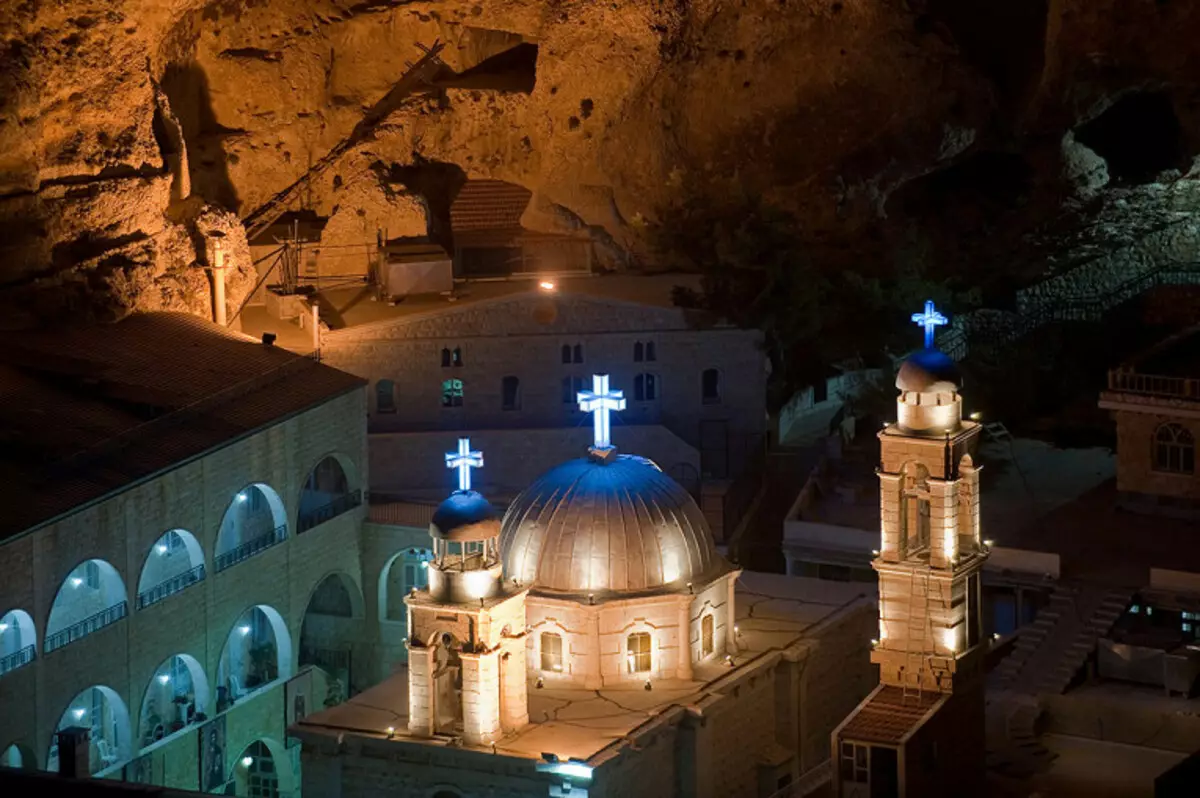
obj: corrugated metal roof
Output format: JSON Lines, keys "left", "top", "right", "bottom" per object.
{"left": 0, "top": 312, "right": 365, "bottom": 541}
{"left": 838, "top": 685, "right": 944, "bottom": 745}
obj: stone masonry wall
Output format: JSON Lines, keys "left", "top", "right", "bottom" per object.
{"left": 1113, "top": 409, "right": 1200, "bottom": 502}
{"left": 0, "top": 386, "right": 369, "bottom": 788}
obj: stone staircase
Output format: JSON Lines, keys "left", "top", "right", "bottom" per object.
{"left": 985, "top": 582, "right": 1132, "bottom": 777}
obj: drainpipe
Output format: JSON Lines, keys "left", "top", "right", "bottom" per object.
{"left": 310, "top": 301, "right": 321, "bottom": 353}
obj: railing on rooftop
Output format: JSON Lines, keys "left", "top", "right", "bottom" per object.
{"left": 0, "top": 644, "right": 35, "bottom": 676}
{"left": 297, "top": 490, "right": 363, "bottom": 533}
{"left": 44, "top": 601, "right": 128, "bottom": 653}
{"left": 1108, "top": 370, "right": 1200, "bottom": 400}
{"left": 136, "top": 564, "right": 207, "bottom": 610}
{"left": 214, "top": 525, "right": 288, "bottom": 573}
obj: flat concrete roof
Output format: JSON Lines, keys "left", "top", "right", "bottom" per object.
{"left": 294, "top": 572, "right": 870, "bottom": 763}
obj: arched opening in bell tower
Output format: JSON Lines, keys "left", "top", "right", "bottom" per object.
{"left": 900, "top": 462, "right": 931, "bottom": 557}
{"left": 432, "top": 632, "right": 464, "bottom": 735}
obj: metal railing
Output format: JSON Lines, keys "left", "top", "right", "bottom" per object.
{"left": 136, "top": 564, "right": 207, "bottom": 609}
{"left": 297, "top": 490, "right": 363, "bottom": 533}
{"left": 0, "top": 644, "right": 35, "bottom": 676}
{"left": 214, "top": 525, "right": 288, "bottom": 573}
{"left": 44, "top": 601, "right": 128, "bottom": 653}
{"left": 1108, "top": 370, "right": 1200, "bottom": 401}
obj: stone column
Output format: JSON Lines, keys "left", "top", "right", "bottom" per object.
{"left": 878, "top": 472, "right": 903, "bottom": 562}
{"left": 675, "top": 597, "right": 693, "bottom": 680}
{"left": 460, "top": 651, "right": 501, "bottom": 746}
{"left": 406, "top": 643, "right": 435, "bottom": 737}
{"left": 501, "top": 641, "right": 529, "bottom": 731}
{"left": 929, "top": 480, "right": 959, "bottom": 569}
{"left": 726, "top": 575, "right": 738, "bottom": 652}
{"left": 584, "top": 607, "right": 603, "bottom": 689}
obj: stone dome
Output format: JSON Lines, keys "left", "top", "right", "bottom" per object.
{"left": 500, "top": 453, "right": 726, "bottom": 596}
{"left": 431, "top": 490, "right": 500, "bottom": 541}
{"left": 896, "top": 347, "right": 961, "bottom": 393}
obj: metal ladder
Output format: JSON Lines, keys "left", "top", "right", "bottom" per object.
{"left": 902, "top": 566, "right": 932, "bottom": 704}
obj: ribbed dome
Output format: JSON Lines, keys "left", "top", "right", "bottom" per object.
{"left": 896, "top": 347, "right": 961, "bottom": 393}
{"left": 500, "top": 454, "right": 725, "bottom": 596}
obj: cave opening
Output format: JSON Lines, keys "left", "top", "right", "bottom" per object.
{"left": 379, "top": 160, "right": 468, "bottom": 252}
{"left": 1074, "top": 91, "right": 1186, "bottom": 183}
{"left": 432, "top": 43, "right": 539, "bottom": 94}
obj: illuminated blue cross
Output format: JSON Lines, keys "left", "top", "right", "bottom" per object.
{"left": 577, "top": 374, "right": 626, "bottom": 450}
{"left": 445, "top": 437, "right": 483, "bottom": 492}
{"left": 911, "top": 300, "right": 948, "bottom": 349}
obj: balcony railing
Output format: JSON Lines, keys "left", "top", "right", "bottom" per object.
{"left": 214, "top": 525, "right": 288, "bottom": 573}
{"left": 44, "top": 601, "right": 128, "bottom": 653}
{"left": 1108, "top": 370, "right": 1200, "bottom": 401}
{"left": 136, "top": 563, "right": 207, "bottom": 609}
{"left": 297, "top": 490, "right": 363, "bottom": 533}
{"left": 0, "top": 644, "right": 35, "bottom": 676}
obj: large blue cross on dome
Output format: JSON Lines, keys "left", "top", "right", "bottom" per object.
{"left": 445, "top": 437, "right": 483, "bottom": 492}
{"left": 911, "top": 299, "right": 948, "bottom": 349}
{"left": 577, "top": 374, "right": 626, "bottom": 450}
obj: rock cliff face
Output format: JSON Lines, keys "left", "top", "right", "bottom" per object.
{"left": 1, "top": 0, "right": 1198, "bottom": 326}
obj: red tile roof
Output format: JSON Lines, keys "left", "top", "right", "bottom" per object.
{"left": 0, "top": 312, "right": 365, "bottom": 540}
{"left": 838, "top": 685, "right": 944, "bottom": 745}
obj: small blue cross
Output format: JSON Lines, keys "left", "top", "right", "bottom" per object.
{"left": 911, "top": 300, "right": 948, "bottom": 349}
{"left": 577, "top": 374, "right": 626, "bottom": 450}
{"left": 445, "top": 437, "right": 483, "bottom": 492}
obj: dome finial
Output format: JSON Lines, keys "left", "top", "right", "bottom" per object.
{"left": 576, "top": 374, "right": 626, "bottom": 452}
{"left": 911, "top": 299, "right": 948, "bottom": 349}
{"left": 445, "top": 437, "right": 483, "bottom": 493}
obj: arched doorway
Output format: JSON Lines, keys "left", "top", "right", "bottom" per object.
{"left": 299, "top": 573, "right": 363, "bottom": 705}
{"left": 46, "top": 685, "right": 131, "bottom": 775}
{"left": 432, "top": 632, "right": 463, "bottom": 735}
{"left": 45, "top": 560, "right": 127, "bottom": 652}
{"left": 216, "top": 606, "right": 292, "bottom": 713}
{"left": 0, "top": 609, "right": 36, "bottom": 674}
{"left": 229, "top": 738, "right": 296, "bottom": 798}
{"left": 136, "top": 529, "right": 206, "bottom": 608}
{"left": 378, "top": 547, "right": 433, "bottom": 628}
{"left": 297, "top": 455, "right": 360, "bottom": 532}
{"left": 137, "top": 654, "right": 210, "bottom": 748}
{"left": 1, "top": 742, "right": 35, "bottom": 769}
{"left": 214, "top": 484, "right": 288, "bottom": 572}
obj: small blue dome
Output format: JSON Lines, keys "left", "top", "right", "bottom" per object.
{"left": 431, "top": 490, "right": 499, "bottom": 541}
{"left": 896, "top": 347, "right": 961, "bottom": 393}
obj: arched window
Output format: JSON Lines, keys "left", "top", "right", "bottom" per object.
{"left": 701, "top": 614, "right": 715, "bottom": 657}
{"left": 379, "top": 548, "right": 433, "bottom": 626}
{"left": 45, "top": 561, "right": 128, "bottom": 653}
{"left": 573, "top": 344, "right": 584, "bottom": 364}
{"left": 701, "top": 368, "right": 721, "bottom": 404}
{"left": 540, "top": 632, "right": 563, "bottom": 672}
{"left": 0, "top": 609, "right": 37, "bottom": 675}
{"left": 1154, "top": 423, "right": 1195, "bottom": 474}
{"left": 453, "top": 347, "right": 463, "bottom": 367}
{"left": 645, "top": 341, "right": 656, "bottom": 361}
{"left": 1, "top": 743, "right": 35, "bottom": 770}
{"left": 136, "top": 529, "right": 205, "bottom": 609}
{"left": 298, "top": 456, "right": 359, "bottom": 533}
{"left": 502, "top": 376, "right": 521, "bottom": 411}
{"left": 441, "top": 348, "right": 452, "bottom": 368}
{"left": 634, "top": 373, "right": 659, "bottom": 402}
{"left": 561, "top": 344, "right": 572, "bottom": 364}
{"left": 441, "top": 379, "right": 464, "bottom": 408}
{"left": 626, "top": 632, "right": 651, "bottom": 673}
{"left": 47, "top": 686, "right": 131, "bottom": 775}
{"left": 137, "top": 654, "right": 210, "bottom": 748}
{"left": 216, "top": 605, "right": 292, "bottom": 712}
{"left": 634, "top": 341, "right": 644, "bottom": 362}
{"left": 300, "top": 574, "right": 363, "bottom": 700}
{"left": 214, "top": 484, "right": 288, "bottom": 573}
{"left": 376, "top": 380, "right": 396, "bottom": 414}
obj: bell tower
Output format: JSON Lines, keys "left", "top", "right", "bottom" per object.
{"left": 833, "top": 302, "right": 989, "bottom": 798}
{"left": 873, "top": 301, "right": 988, "bottom": 696}
{"left": 406, "top": 438, "right": 529, "bottom": 745}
